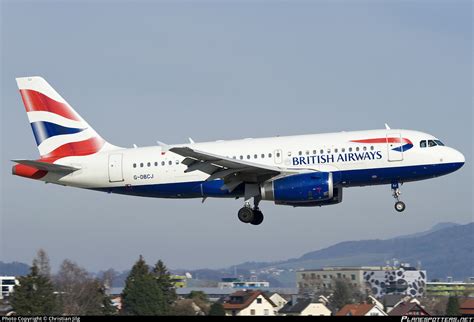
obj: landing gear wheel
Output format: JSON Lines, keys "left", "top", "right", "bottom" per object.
{"left": 394, "top": 201, "right": 406, "bottom": 212}
{"left": 250, "top": 209, "right": 264, "bottom": 225}
{"left": 238, "top": 207, "right": 254, "bottom": 223}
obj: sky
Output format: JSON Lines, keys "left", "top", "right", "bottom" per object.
{"left": 1, "top": 0, "right": 472, "bottom": 273}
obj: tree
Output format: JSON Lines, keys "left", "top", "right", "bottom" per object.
{"left": 330, "top": 279, "right": 358, "bottom": 312}
{"left": 33, "top": 249, "right": 51, "bottom": 278}
{"left": 171, "top": 299, "right": 201, "bottom": 316}
{"left": 55, "top": 259, "right": 114, "bottom": 315}
{"left": 122, "top": 256, "right": 165, "bottom": 315}
{"left": 208, "top": 302, "right": 226, "bottom": 316}
{"left": 445, "top": 296, "right": 459, "bottom": 316}
{"left": 10, "top": 263, "right": 57, "bottom": 315}
{"left": 187, "top": 291, "right": 209, "bottom": 314}
{"left": 152, "top": 259, "right": 177, "bottom": 314}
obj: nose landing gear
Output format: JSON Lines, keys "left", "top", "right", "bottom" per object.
{"left": 237, "top": 197, "right": 264, "bottom": 225}
{"left": 392, "top": 182, "right": 406, "bottom": 212}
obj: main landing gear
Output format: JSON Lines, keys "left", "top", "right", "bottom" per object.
{"left": 392, "top": 182, "right": 406, "bottom": 212}
{"left": 238, "top": 197, "right": 264, "bottom": 225}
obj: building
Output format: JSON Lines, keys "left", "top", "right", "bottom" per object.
{"left": 279, "top": 298, "right": 331, "bottom": 316}
{"left": 426, "top": 281, "right": 474, "bottom": 297}
{"left": 297, "top": 265, "right": 426, "bottom": 298}
{"left": 459, "top": 299, "right": 474, "bottom": 317}
{"left": 0, "top": 276, "right": 19, "bottom": 299}
{"left": 218, "top": 277, "right": 270, "bottom": 289}
{"left": 335, "top": 303, "right": 387, "bottom": 316}
{"left": 222, "top": 290, "right": 277, "bottom": 316}
{"left": 266, "top": 292, "right": 288, "bottom": 311}
{"left": 170, "top": 275, "right": 187, "bottom": 288}
{"left": 380, "top": 294, "right": 411, "bottom": 313}
{"left": 388, "top": 299, "right": 430, "bottom": 316}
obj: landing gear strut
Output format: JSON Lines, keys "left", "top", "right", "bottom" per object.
{"left": 391, "top": 182, "right": 406, "bottom": 212}
{"left": 237, "top": 197, "right": 264, "bottom": 225}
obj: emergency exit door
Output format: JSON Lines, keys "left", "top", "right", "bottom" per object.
{"left": 108, "top": 154, "right": 124, "bottom": 182}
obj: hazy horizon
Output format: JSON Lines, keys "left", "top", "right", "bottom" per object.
{"left": 1, "top": 1, "right": 472, "bottom": 273}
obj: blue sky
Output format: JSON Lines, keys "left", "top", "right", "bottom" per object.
{"left": 1, "top": 0, "right": 472, "bottom": 272}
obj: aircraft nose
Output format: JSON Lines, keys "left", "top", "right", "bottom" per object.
{"left": 450, "top": 148, "right": 465, "bottom": 170}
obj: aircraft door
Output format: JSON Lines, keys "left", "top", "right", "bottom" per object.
{"left": 387, "top": 133, "right": 403, "bottom": 162}
{"left": 274, "top": 149, "right": 283, "bottom": 164}
{"left": 108, "top": 154, "right": 124, "bottom": 182}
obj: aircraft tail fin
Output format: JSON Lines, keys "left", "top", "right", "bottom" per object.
{"left": 15, "top": 76, "right": 119, "bottom": 161}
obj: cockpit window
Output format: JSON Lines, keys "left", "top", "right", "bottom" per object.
{"left": 420, "top": 140, "right": 427, "bottom": 148}
{"left": 434, "top": 140, "right": 445, "bottom": 146}
{"left": 428, "top": 140, "right": 436, "bottom": 147}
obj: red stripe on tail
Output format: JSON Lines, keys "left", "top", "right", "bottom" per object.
{"left": 41, "top": 137, "right": 105, "bottom": 161}
{"left": 19, "top": 89, "right": 81, "bottom": 121}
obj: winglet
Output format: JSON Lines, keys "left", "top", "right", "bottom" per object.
{"left": 156, "top": 141, "right": 169, "bottom": 151}
{"left": 385, "top": 123, "right": 391, "bottom": 130}
{"left": 188, "top": 137, "right": 195, "bottom": 144}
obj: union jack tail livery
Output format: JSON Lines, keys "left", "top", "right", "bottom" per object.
{"left": 16, "top": 76, "right": 117, "bottom": 161}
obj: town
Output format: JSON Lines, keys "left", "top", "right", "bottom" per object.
{"left": 1, "top": 250, "right": 473, "bottom": 316}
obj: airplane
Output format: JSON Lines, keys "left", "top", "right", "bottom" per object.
{"left": 12, "top": 76, "right": 465, "bottom": 225}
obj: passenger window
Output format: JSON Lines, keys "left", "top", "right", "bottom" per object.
{"left": 240, "top": 155, "right": 243, "bottom": 160}
{"left": 154, "top": 162, "right": 158, "bottom": 166}
{"left": 334, "top": 148, "right": 338, "bottom": 153}
{"left": 327, "top": 149, "right": 331, "bottom": 153}
{"left": 363, "top": 146, "right": 367, "bottom": 151}
{"left": 247, "top": 155, "right": 251, "bottom": 159}
{"left": 176, "top": 160, "right": 179, "bottom": 165}
{"left": 268, "top": 153, "right": 272, "bottom": 158}
{"left": 320, "top": 149, "right": 324, "bottom": 154}
{"left": 356, "top": 147, "right": 360, "bottom": 152}
{"left": 341, "top": 148, "right": 345, "bottom": 153}
{"left": 370, "top": 146, "right": 374, "bottom": 151}
{"left": 299, "top": 151, "right": 302, "bottom": 156}
{"left": 161, "top": 161, "right": 165, "bottom": 166}
{"left": 276, "top": 152, "right": 281, "bottom": 157}
{"left": 140, "top": 163, "right": 144, "bottom": 168}
{"left": 428, "top": 140, "right": 436, "bottom": 147}
{"left": 313, "top": 150, "right": 317, "bottom": 154}
{"left": 254, "top": 154, "right": 258, "bottom": 159}
{"left": 133, "top": 163, "right": 137, "bottom": 168}
{"left": 306, "top": 151, "right": 309, "bottom": 155}
{"left": 261, "top": 154, "right": 265, "bottom": 158}
{"left": 168, "top": 161, "right": 172, "bottom": 165}
{"left": 147, "top": 162, "right": 151, "bottom": 167}
{"left": 420, "top": 140, "right": 427, "bottom": 148}
{"left": 287, "top": 152, "right": 292, "bottom": 157}
{"left": 349, "top": 147, "right": 353, "bottom": 152}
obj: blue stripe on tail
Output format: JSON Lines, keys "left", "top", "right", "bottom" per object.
{"left": 30, "top": 121, "right": 86, "bottom": 145}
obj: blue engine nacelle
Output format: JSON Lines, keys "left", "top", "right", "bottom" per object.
{"left": 260, "top": 172, "right": 335, "bottom": 205}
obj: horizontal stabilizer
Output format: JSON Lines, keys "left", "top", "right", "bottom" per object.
{"left": 12, "top": 159, "right": 80, "bottom": 172}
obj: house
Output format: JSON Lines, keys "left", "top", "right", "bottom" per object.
{"left": 381, "top": 294, "right": 411, "bottom": 313}
{"left": 459, "top": 298, "right": 474, "bottom": 316}
{"left": 336, "top": 303, "right": 387, "bottom": 316}
{"left": 388, "top": 299, "right": 430, "bottom": 316}
{"left": 222, "top": 290, "right": 277, "bottom": 316}
{"left": 279, "top": 298, "right": 331, "bottom": 316}
{"left": 266, "top": 292, "right": 288, "bottom": 312}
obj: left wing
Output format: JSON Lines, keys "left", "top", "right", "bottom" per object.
{"left": 169, "top": 147, "right": 309, "bottom": 193}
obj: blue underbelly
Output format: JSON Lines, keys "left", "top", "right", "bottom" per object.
{"left": 92, "top": 162, "right": 463, "bottom": 198}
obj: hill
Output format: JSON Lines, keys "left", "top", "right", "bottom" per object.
{"left": 235, "top": 222, "right": 473, "bottom": 283}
